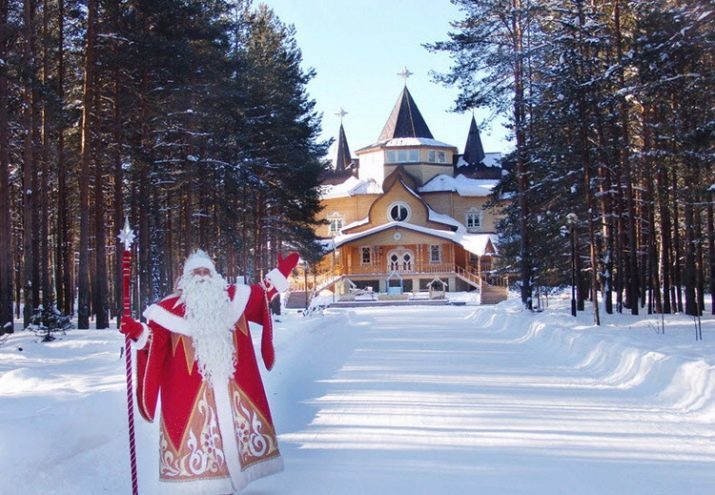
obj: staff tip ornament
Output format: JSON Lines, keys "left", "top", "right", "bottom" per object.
{"left": 118, "top": 217, "right": 135, "bottom": 251}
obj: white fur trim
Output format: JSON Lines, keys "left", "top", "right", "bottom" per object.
{"left": 182, "top": 249, "right": 216, "bottom": 277}
{"left": 265, "top": 268, "right": 289, "bottom": 293}
{"left": 236, "top": 455, "right": 284, "bottom": 491}
{"left": 143, "top": 304, "right": 190, "bottom": 336}
{"left": 156, "top": 475, "right": 232, "bottom": 495}
{"left": 215, "top": 383, "right": 242, "bottom": 490}
{"left": 213, "top": 381, "right": 284, "bottom": 493}
{"left": 133, "top": 323, "right": 151, "bottom": 350}
{"left": 143, "top": 285, "right": 251, "bottom": 336}
{"left": 229, "top": 284, "right": 251, "bottom": 323}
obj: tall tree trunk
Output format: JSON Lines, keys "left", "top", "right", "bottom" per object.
{"left": 112, "top": 0, "right": 123, "bottom": 324}
{"left": 614, "top": 0, "right": 638, "bottom": 315}
{"left": 93, "top": 85, "right": 108, "bottom": 329}
{"left": 642, "top": 104, "right": 661, "bottom": 313}
{"left": 40, "top": 0, "right": 50, "bottom": 309}
{"left": 656, "top": 126, "right": 672, "bottom": 313}
{"left": 708, "top": 189, "right": 714, "bottom": 315}
{"left": 56, "top": 0, "right": 72, "bottom": 316}
{"left": 513, "top": 0, "right": 531, "bottom": 310}
{"left": 595, "top": 117, "right": 614, "bottom": 314}
{"left": 0, "top": 0, "right": 12, "bottom": 333}
{"left": 77, "top": 0, "right": 97, "bottom": 328}
{"left": 22, "top": 0, "right": 37, "bottom": 326}
{"left": 683, "top": 196, "right": 698, "bottom": 316}
{"left": 671, "top": 169, "right": 683, "bottom": 312}
{"left": 576, "top": 0, "right": 599, "bottom": 325}
{"left": 695, "top": 207, "right": 704, "bottom": 315}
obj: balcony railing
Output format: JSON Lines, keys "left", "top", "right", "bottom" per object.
{"left": 344, "top": 262, "right": 456, "bottom": 276}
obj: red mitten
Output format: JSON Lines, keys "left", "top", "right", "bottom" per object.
{"left": 277, "top": 252, "right": 300, "bottom": 278}
{"left": 120, "top": 316, "right": 144, "bottom": 341}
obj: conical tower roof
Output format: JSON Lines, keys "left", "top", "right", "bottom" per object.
{"left": 462, "top": 115, "right": 485, "bottom": 166}
{"left": 334, "top": 122, "right": 353, "bottom": 173}
{"left": 377, "top": 86, "right": 434, "bottom": 141}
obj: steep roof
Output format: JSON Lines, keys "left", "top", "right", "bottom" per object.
{"left": 377, "top": 86, "right": 434, "bottom": 141}
{"left": 334, "top": 122, "right": 353, "bottom": 173}
{"left": 320, "top": 176, "right": 382, "bottom": 199}
{"left": 462, "top": 115, "right": 485, "bottom": 166}
{"left": 419, "top": 174, "right": 499, "bottom": 197}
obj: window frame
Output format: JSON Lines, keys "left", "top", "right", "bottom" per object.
{"left": 465, "top": 208, "right": 481, "bottom": 230}
{"left": 387, "top": 201, "right": 411, "bottom": 223}
{"left": 328, "top": 213, "right": 344, "bottom": 235}
{"left": 429, "top": 244, "right": 441, "bottom": 263}
{"left": 361, "top": 246, "right": 372, "bottom": 265}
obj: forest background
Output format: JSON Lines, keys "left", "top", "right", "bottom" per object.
{"left": 0, "top": 0, "right": 712, "bottom": 332}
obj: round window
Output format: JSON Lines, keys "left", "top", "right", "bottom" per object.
{"left": 388, "top": 202, "right": 410, "bottom": 222}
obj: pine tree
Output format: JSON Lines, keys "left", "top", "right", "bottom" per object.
{"left": 0, "top": 0, "right": 13, "bottom": 333}
{"left": 428, "top": 0, "right": 543, "bottom": 309}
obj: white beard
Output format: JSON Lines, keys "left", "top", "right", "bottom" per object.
{"left": 178, "top": 271, "right": 236, "bottom": 387}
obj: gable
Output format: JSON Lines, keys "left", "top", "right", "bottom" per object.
{"left": 343, "top": 168, "right": 454, "bottom": 234}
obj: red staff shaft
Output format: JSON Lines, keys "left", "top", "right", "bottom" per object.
{"left": 122, "top": 247, "right": 140, "bottom": 495}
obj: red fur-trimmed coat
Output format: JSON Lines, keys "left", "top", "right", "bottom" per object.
{"left": 135, "top": 284, "right": 282, "bottom": 494}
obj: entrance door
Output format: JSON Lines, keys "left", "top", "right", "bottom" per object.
{"left": 387, "top": 249, "right": 414, "bottom": 272}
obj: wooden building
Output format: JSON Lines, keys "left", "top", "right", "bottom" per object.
{"left": 296, "top": 81, "right": 508, "bottom": 303}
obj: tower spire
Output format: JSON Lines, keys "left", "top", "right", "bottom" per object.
{"left": 397, "top": 66, "right": 413, "bottom": 86}
{"left": 378, "top": 85, "right": 433, "bottom": 141}
{"left": 463, "top": 114, "right": 485, "bottom": 166}
{"left": 333, "top": 109, "right": 353, "bottom": 174}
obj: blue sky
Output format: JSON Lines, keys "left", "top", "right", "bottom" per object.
{"left": 259, "top": 0, "right": 513, "bottom": 159}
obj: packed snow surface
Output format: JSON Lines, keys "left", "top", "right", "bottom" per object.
{"left": 1, "top": 295, "right": 713, "bottom": 494}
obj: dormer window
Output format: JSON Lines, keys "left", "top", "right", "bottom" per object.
{"left": 427, "top": 150, "right": 447, "bottom": 163}
{"left": 388, "top": 202, "right": 410, "bottom": 222}
{"left": 386, "top": 149, "right": 419, "bottom": 163}
{"left": 466, "top": 208, "right": 481, "bottom": 231}
{"left": 328, "top": 212, "right": 344, "bottom": 235}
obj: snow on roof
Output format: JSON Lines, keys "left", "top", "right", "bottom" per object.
{"left": 483, "top": 152, "right": 502, "bottom": 167}
{"left": 428, "top": 208, "right": 466, "bottom": 233}
{"left": 329, "top": 221, "right": 497, "bottom": 256}
{"left": 342, "top": 216, "right": 370, "bottom": 231}
{"left": 356, "top": 137, "right": 456, "bottom": 152}
{"left": 456, "top": 152, "right": 502, "bottom": 168}
{"left": 419, "top": 174, "right": 499, "bottom": 197}
{"left": 383, "top": 137, "right": 455, "bottom": 148}
{"left": 321, "top": 176, "right": 382, "bottom": 199}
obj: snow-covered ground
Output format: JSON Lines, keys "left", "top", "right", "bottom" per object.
{"left": 1, "top": 294, "right": 713, "bottom": 494}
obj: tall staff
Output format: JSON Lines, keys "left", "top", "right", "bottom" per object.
{"left": 118, "top": 218, "right": 139, "bottom": 495}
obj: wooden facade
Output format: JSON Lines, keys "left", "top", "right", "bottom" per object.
{"left": 293, "top": 83, "right": 508, "bottom": 303}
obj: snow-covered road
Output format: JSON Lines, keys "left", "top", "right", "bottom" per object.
{"left": 253, "top": 304, "right": 715, "bottom": 495}
{"left": 1, "top": 299, "right": 714, "bottom": 494}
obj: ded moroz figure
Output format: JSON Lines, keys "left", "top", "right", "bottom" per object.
{"left": 120, "top": 249, "right": 299, "bottom": 494}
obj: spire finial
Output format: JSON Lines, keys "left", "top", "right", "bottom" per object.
{"left": 397, "top": 66, "right": 413, "bottom": 85}
{"left": 335, "top": 107, "right": 348, "bottom": 123}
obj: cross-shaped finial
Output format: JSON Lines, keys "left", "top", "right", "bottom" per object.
{"left": 397, "top": 66, "right": 413, "bottom": 85}
{"left": 118, "top": 217, "right": 135, "bottom": 251}
{"left": 335, "top": 107, "right": 347, "bottom": 123}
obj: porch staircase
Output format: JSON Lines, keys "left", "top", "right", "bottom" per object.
{"left": 455, "top": 266, "right": 481, "bottom": 290}
{"left": 455, "top": 266, "right": 508, "bottom": 305}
